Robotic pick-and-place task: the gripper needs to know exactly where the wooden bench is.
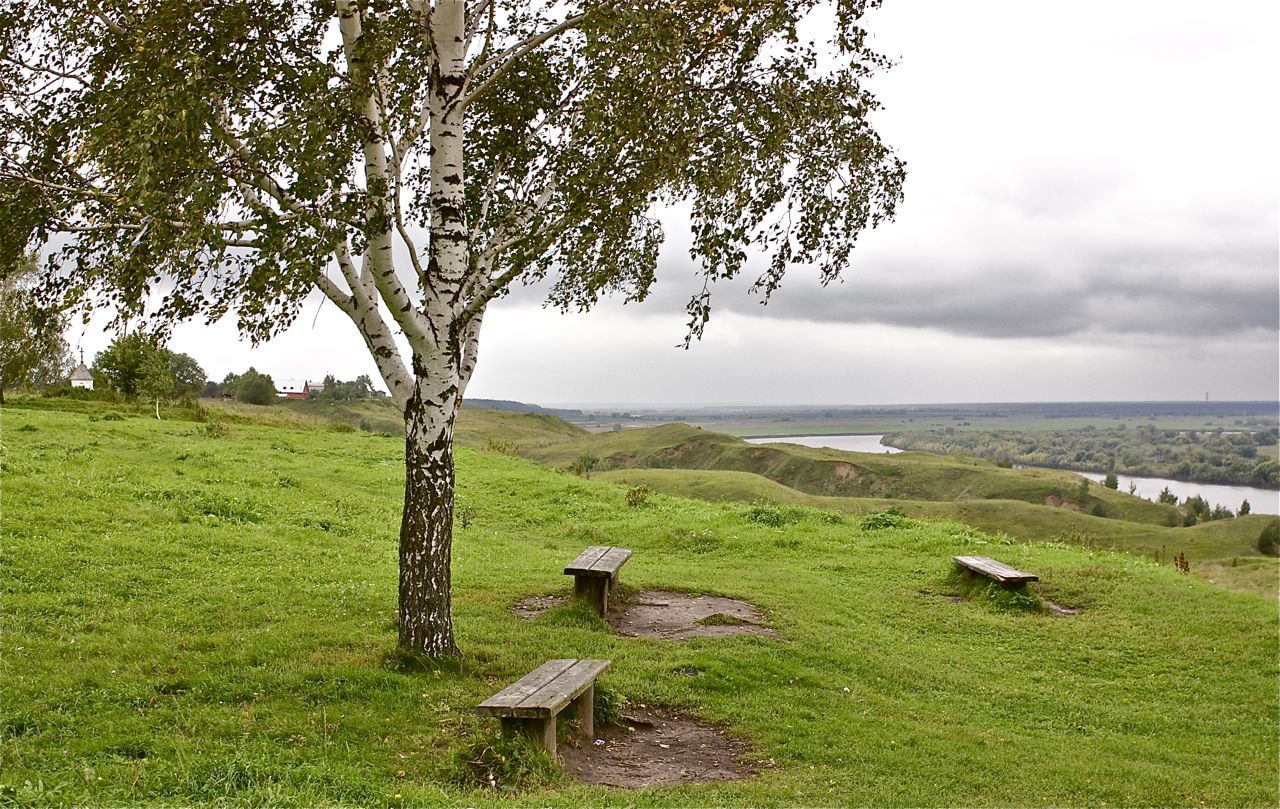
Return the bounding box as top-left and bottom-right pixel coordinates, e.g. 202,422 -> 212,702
954,555 -> 1039,589
564,545 -> 631,616
475,658 -> 610,758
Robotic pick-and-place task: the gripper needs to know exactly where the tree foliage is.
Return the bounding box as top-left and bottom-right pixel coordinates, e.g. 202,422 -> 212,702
0,254 -> 69,402
314,373 -> 376,402
91,333 -> 206,400
223,367 -> 277,405
885,425 -> 1280,489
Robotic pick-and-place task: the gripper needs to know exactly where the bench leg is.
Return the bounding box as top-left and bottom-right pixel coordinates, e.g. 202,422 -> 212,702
501,716 -> 557,758
574,575 -> 608,617
574,684 -> 594,741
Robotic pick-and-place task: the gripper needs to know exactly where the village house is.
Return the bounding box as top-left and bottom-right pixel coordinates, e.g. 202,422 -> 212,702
275,380 -> 310,400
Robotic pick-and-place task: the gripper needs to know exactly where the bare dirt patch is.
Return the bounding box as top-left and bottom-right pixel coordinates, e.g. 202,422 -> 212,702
1045,600 -> 1082,617
560,706 -> 755,788
512,594 -> 565,619
512,589 -> 778,640
609,590 -> 779,640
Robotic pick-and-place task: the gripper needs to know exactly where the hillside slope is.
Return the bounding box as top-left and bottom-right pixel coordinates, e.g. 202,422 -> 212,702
1,406 -> 1276,806
597,468 -> 1278,594
497,420 -> 1180,525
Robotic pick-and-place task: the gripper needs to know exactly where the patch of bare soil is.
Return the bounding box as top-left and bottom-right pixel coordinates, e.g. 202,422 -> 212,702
512,594 -> 565,619
513,589 -> 778,640
1045,600 -> 1082,617
609,590 -> 779,640
561,706 -> 755,788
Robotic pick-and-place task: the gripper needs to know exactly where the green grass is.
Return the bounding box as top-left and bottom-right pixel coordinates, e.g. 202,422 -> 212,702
508,421 -> 1181,525
2,406 -> 1278,806
595,468 -> 1278,563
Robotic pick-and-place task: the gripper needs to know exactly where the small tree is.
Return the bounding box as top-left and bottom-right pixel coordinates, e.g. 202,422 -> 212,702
1103,472 -> 1118,490
1158,487 -> 1179,506
1239,499 -> 1251,516
0,255 -> 69,403
92,333 -> 156,397
168,352 -> 208,398
138,349 -> 175,419
235,368 -> 277,405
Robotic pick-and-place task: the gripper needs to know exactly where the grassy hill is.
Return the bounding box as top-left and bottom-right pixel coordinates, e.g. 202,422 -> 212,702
2,404 -> 1277,805
201,403 -> 1280,593
506,423 -> 1182,526
596,469 -> 1278,595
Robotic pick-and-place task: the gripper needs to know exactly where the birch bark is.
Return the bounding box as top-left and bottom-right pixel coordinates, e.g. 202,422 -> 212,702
396,0 -> 471,657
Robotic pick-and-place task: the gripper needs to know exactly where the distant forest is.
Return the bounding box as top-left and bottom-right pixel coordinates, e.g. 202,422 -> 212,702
883,425 -> 1280,489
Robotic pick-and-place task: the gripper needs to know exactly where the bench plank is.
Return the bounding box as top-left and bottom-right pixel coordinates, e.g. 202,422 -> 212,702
519,659 -> 611,717
954,555 -> 1038,584
477,659 -> 611,719
564,545 -> 611,575
476,659 -> 576,715
589,547 -> 631,576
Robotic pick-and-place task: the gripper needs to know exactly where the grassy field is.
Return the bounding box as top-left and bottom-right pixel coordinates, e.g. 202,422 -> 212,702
2,403 -> 1278,806
595,469 -> 1279,596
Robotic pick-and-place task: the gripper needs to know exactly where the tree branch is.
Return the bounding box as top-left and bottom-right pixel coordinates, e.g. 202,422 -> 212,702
462,8 -> 600,106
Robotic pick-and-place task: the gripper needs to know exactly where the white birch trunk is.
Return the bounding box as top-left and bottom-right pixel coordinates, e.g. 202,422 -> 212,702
395,0 -> 471,657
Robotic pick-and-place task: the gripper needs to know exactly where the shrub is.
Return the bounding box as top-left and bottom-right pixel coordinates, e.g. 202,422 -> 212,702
1257,519 -> 1280,557
485,438 -> 519,456
745,501 -> 804,527
860,507 -> 909,530
624,484 -> 650,508
203,420 -> 228,438
570,454 -> 599,477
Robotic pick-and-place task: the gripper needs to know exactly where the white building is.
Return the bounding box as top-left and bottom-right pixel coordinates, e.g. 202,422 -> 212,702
69,362 -> 93,390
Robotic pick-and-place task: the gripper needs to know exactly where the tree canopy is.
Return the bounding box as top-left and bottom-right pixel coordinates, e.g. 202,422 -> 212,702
91,333 -> 207,399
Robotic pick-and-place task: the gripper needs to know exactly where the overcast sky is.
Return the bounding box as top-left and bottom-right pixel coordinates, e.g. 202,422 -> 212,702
71,0 -> 1280,405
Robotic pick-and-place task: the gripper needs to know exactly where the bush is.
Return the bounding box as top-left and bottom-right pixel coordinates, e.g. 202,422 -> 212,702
1257,520 -> 1280,557
860,507 -> 909,530
624,484 -> 650,508
745,501 -> 804,527
485,438 -> 519,456
203,420 -> 228,438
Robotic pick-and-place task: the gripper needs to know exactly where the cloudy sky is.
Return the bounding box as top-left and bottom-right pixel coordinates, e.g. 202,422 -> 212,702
71,0 -> 1280,405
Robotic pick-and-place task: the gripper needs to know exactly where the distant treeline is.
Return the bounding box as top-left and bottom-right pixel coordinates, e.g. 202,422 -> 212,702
883,424 -> 1280,489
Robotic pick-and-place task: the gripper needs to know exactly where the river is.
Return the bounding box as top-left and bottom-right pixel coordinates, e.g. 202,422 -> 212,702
744,433 -> 1278,515
744,433 -> 903,454
1076,472 -> 1279,516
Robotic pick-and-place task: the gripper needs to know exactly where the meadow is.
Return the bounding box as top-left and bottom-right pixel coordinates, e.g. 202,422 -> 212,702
2,402 -> 1278,806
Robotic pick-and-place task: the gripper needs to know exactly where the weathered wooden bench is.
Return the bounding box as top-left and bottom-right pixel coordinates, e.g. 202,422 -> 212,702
564,545 -> 631,616
475,658 -> 610,758
953,555 -> 1039,589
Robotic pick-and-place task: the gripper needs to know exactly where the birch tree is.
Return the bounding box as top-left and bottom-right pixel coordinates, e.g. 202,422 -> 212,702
0,0 -> 906,657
